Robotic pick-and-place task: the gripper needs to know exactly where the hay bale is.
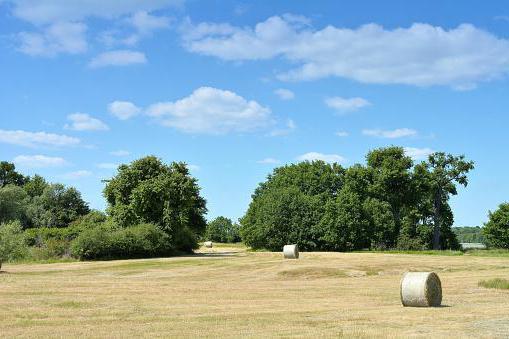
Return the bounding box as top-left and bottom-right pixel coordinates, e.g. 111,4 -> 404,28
400,272 -> 442,307
204,241 -> 213,248
283,244 -> 299,259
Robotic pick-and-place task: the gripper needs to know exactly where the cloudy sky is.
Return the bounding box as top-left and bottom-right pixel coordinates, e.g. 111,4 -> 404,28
1,0 -> 508,226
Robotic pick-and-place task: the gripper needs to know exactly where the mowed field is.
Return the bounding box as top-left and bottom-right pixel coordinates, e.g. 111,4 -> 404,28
1,245 -> 509,338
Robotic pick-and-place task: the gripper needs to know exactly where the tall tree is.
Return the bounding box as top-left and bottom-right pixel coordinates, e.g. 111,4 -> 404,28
0,162 -> 26,187
103,156 -> 207,252
425,153 -> 474,249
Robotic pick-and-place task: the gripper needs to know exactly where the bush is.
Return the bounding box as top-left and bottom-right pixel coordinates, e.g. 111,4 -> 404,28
483,203 -> 509,249
0,221 -> 28,267
71,223 -> 172,260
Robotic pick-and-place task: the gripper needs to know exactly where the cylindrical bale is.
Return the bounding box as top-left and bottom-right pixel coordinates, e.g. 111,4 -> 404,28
204,241 -> 213,248
400,272 -> 442,307
283,244 -> 299,259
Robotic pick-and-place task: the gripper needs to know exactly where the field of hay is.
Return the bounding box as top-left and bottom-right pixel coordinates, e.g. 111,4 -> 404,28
1,244 -> 509,338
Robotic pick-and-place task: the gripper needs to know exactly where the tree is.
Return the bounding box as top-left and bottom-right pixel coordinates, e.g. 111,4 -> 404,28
0,185 -> 28,224
424,153 -> 474,249
483,203 -> 509,249
0,162 -> 26,187
0,221 -> 28,269
241,161 -> 343,251
103,156 -> 207,252
23,174 -> 48,198
205,216 -> 241,243
366,147 -> 414,246
26,183 -> 90,228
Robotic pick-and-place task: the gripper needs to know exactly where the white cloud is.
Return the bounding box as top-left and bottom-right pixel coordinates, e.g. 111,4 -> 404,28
0,129 -> 80,148
64,113 -> 109,131
362,128 -> 417,139
110,150 -> 130,157
108,101 -> 141,120
274,88 -> 295,100
62,170 -> 92,179
296,152 -> 345,164
97,163 -> 118,169
10,0 -> 182,25
335,131 -> 349,137
130,11 -> 170,34
187,164 -> 200,171
89,50 -> 147,68
325,97 -> 370,112
182,16 -> 509,88
146,86 -> 272,134
404,147 -> 434,160
18,21 -> 87,57
257,158 -> 280,164
14,154 -> 67,168
269,119 -> 296,137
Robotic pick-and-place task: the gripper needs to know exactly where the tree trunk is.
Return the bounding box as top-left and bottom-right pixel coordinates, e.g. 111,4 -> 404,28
432,189 -> 442,250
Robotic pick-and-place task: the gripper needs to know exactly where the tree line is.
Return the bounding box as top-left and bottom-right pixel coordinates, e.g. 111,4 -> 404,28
2,146 -> 509,265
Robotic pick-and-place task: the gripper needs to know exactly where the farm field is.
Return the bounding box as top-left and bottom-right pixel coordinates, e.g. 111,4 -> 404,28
1,244 -> 509,338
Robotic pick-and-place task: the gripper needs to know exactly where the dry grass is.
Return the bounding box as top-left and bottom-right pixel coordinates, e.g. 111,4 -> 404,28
1,244 -> 509,338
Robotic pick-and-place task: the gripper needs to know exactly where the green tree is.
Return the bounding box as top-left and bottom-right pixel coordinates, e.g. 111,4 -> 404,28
0,221 -> 28,268
103,156 -> 207,252
205,216 -> 241,243
366,147 -> 414,246
483,203 -> 509,249
26,183 -> 90,228
424,153 -> 474,249
23,174 -> 48,198
0,185 -> 28,224
0,162 -> 26,187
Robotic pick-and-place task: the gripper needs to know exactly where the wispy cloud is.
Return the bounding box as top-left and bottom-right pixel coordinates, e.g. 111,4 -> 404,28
62,170 -> 92,179
110,150 -> 130,157
274,88 -> 295,100
362,128 -> 417,139
89,50 -> 147,68
325,97 -> 371,113
108,101 -> 141,120
64,113 -> 109,131
0,129 -> 80,148
404,147 -> 434,160
14,154 -> 67,168
257,158 -> 280,164
296,152 -> 345,164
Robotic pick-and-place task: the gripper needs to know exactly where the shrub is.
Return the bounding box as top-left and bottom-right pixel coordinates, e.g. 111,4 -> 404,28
0,221 -> 28,267
71,223 -> 172,260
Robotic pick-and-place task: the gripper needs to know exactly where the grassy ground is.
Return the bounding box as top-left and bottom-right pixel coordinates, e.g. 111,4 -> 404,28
1,244 -> 509,338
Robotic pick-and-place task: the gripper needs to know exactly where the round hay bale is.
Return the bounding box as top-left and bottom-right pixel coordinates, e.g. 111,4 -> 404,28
283,244 -> 299,259
400,272 -> 442,307
204,241 -> 213,248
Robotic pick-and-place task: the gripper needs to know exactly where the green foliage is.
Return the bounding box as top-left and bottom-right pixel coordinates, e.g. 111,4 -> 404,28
205,216 -> 241,243
483,203 -> 509,249
23,174 -> 49,197
104,156 -> 207,253
0,185 -> 28,224
478,278 -> 509,290
453,226 -> 485,243
71,222 -> 172,260
0,161 -> 27,187
25,183 -> 90,228
241,147 -> 471,252
0,221 -> 28,264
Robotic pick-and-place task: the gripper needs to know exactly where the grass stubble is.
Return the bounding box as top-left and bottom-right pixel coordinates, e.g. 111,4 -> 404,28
1,244 -> 509,338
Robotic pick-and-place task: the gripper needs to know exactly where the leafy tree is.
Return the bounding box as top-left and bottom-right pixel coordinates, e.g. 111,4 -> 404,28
0,162 -> 26,187
23,174 -> 48,198
0,221 -> 28,268
424,153 -> 474,249
0,185 -> 28,224
103,156 -> 207,252
26,183 -> 90,228
205,216 -> 241,243
483,203 -> 509,249
453,226 -> 485,243
366,147 -> 414,246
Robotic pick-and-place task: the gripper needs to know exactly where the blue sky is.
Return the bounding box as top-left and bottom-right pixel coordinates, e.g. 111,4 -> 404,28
1,0 -> 508,226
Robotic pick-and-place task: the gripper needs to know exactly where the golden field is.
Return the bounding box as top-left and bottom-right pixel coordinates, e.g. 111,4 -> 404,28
1,244 -> 508,338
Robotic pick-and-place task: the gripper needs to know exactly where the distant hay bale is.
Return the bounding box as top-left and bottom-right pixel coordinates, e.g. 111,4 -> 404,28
283,244 -> 299,259
204,241 -> 213,248
400,272 -> 442,307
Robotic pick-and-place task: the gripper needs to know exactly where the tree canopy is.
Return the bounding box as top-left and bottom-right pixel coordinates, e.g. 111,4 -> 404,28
241,147 -> 472,251
103,156 -> 207,252
483,203 -> 509,249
